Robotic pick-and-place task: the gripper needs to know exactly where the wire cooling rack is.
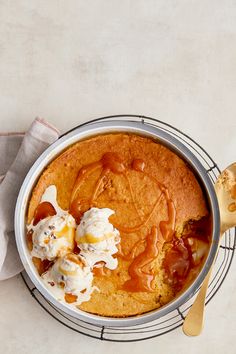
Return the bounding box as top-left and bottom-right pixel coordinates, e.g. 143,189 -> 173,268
21,114 -> 236,342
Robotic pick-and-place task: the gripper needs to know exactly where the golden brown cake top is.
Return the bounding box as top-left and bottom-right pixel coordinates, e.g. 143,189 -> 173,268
27,133 -> 211,317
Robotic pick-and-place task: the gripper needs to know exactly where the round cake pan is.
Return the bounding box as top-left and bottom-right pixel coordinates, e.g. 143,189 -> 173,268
15,120 -> 220,327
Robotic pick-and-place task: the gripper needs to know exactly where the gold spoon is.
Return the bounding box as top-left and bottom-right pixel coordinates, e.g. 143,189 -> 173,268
182,162 -> 236,336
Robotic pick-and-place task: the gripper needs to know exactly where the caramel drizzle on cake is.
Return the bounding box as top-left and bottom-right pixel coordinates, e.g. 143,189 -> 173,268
69,152 -> 176,292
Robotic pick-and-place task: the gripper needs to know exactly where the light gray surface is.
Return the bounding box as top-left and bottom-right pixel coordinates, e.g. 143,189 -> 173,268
0,1 -> 236,353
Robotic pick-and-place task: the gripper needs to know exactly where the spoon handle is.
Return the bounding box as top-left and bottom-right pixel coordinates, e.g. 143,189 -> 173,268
182,232 -> 222,336
182,266 -> 212,336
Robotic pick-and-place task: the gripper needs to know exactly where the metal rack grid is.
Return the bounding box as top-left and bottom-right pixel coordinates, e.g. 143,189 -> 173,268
21,114 -> 236,342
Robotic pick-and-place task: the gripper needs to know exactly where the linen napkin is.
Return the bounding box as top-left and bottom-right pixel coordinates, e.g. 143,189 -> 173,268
0,118 -> 59,280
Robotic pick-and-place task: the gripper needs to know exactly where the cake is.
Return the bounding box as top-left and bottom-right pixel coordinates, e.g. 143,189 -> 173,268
26,133 -> 211,317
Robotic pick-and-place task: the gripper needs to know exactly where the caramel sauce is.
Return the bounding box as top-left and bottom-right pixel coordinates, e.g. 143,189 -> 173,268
69,153 -> 177,292
58,266 -> 77,276
91,168 -> 109,202
32,257 -> 52,276
162,217 -> 211,291
66,253 -> 84,266
92,266 -> 106,277
101,152 -> 126,174
92,262 -> 106,277
132,159 -> 145,172
162,238 -> 190,291
159,190 -> 176,242
33,201 -> 56,226
123,227 -> 163,292
70,161 -> 102,204
228,202 -> 236,212
64,293 -> 78,303
26,230 -> 33,251
70,197 -> 90,224
78,232 -> 114,244
230,184 -> 236,200
117,239 -> 146,261
55,224 -> 75,244
92,262 -> 111,277
182,216 -> 212,242
73,243 -> 81,254
70,153 -> 126,218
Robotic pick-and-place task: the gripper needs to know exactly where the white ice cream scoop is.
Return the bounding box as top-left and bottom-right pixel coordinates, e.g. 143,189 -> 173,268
76,207 -> 120,269
31,214 -> 75,260
43,253 -> 94,305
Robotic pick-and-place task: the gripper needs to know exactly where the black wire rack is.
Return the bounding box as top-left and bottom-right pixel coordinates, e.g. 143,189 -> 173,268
21,114 -> 236,342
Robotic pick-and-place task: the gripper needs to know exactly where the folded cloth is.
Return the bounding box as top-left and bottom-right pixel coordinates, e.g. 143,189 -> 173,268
0,118 -> 59,280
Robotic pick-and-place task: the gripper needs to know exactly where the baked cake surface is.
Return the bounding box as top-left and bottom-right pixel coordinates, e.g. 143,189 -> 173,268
27,133 -> 211,317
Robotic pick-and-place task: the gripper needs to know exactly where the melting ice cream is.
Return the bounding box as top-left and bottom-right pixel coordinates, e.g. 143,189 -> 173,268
75,207 -> 120,270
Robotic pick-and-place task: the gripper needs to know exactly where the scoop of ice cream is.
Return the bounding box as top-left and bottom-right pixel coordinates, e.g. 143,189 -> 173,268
75,207 -> 120,269
44,253 -> 94,304
76,207 -> 120,251
31,214 -> 76,260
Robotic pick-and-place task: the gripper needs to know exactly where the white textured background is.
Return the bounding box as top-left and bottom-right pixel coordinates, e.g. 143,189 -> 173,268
0,1 -> 236,353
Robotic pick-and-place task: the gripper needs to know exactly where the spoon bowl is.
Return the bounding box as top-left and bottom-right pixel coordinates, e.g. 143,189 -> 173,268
215,163 -> 236,233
